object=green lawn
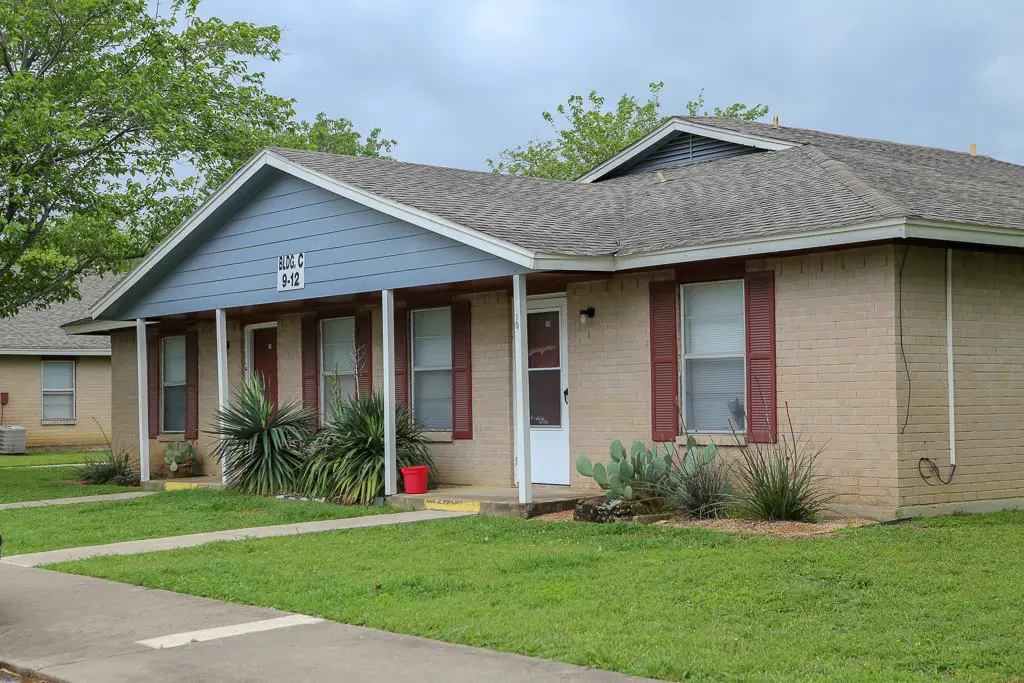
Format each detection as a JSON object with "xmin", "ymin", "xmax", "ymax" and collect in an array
[
  {"xmin": 0, "ymin": 488, "xmax": 400, "ymax": 555},
  {"xmin": 0, "ymin": 465, "xmax": 134, "ymax": 503},
  {"xmin": 54, "ymin": 512, "xmax": 1024, "ymax": 682},
  {"xmin": 0, "ymin": 452, "xmax": 97, "ymax": 467}
]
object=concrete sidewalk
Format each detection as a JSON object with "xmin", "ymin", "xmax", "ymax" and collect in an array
[
  {"xmin": 0, "ymin": 564, "xmax": 653, "ymax": 682},
  {"xmin": 0, "ymin": 492, "xmax": 154, "ymax": 511},
  {"xmin": 2, "ymin": 510, "xmax": 470, "ymax": 567}
]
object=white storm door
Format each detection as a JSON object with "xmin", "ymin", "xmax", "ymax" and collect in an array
[{"xmin": 526, "ymin": 295, "xmax": 570, "ymax": 485}]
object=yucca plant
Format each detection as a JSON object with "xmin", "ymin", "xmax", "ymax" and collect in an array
[
  {"xmin": 210, "ymin": 375, "xmax": 313, "ymax": 495},
  {"xmin": 80, "ymin": 445, "xmax": 140, "ymax": 486},
  {"xmin": 300, "ymin": 391, "xmax": 433, "ymax": 504},
  {"xmin": 733, "ymin": 403, "xmax": 834, "ymax": 521}
]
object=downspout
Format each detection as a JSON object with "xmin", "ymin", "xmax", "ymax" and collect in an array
[{"xmin": 946, "ymin": 248, "xmax": 956, "ymax": 467}]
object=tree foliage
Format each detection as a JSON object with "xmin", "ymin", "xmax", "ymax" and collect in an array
[
  {"xmin": 487, "ymin": 82, "xmax": 770, "ymax": 181},
  {"xmin": 0, "ymin": 0, "xmax": 394, "ymax": 317}
]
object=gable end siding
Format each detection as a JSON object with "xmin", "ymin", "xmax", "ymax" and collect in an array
[
  {"xmin": 606, "ymin": 132, "xmax": 759, "ymax": 178},
  {"xmin": 117, "ymin": 174, "xmax": 531, "ymax": 319}
]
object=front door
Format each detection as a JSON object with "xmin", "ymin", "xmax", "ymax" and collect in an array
[
  {"xmin": 250, "ymin": 327, "xmax": 279, "ymax": 407},
  {"xmin": 526, "ymin": 296, "xmax": 570, "ymax": 485}
]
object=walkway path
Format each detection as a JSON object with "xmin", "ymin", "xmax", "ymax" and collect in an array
[
  {"xmin": 0, "ymin": 491, "xmax": 154, "ymax": 511},
  {"xmin": 1, "ymin": 509, "xmax": 470, "ymax": 566},
  {"xmin": 0, "ymin": 564, "xmax": 650, "ymax": 682}
]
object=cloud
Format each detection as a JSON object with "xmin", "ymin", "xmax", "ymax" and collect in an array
[{"xmin": 203, "ymin": 0, "xmax": 1024, "ymax": 168}]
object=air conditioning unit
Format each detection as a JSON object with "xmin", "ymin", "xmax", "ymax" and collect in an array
[{"xmin": 0, "ymin": 426, "xmax": 27, "ymax": 454}]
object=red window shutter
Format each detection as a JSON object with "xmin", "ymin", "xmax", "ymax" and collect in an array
[
  {"xmin": 745, "ymin": 271, "xmax": 777, "ymax": 442},
  {"xmin": 649, "ymin": 281, "xmax": 679, "ymax": 442},
  {"xmin": 394, "ymin": 308, "xmax": 410, "ymax": 412},
  {"xmin": 184, "ymin": 329, "xmax": 199, "ymax": 440},
  {"xmin": 300, "ymin": 316, "xmax": 319, "ymax": 419},
  {"xmin": 147, "ymin": 335, "xmax": 160, "ymax": 438},
  {"xmin": 355, "ymin": 312, "xmax": 373, "ymax": 396},
  {"xmin": 450, "ymin": 301, "xmax": 473, "ymax": 439}
]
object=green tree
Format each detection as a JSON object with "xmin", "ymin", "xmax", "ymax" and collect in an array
[
  {"xmin": 487, "ymin": 82, "xmax": 769, "ymax": 181},
  {"xmin": 0, "ymin": 0, "xmax": 395, "ymax": 318}
]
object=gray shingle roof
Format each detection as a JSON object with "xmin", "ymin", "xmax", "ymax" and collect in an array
[
  {"xmin": 0, "ymin": 276, "xmax": 119, "ymax": 352},
  {"xmin": 269, "ymin": 118, "xmax": 1024, "ymax": 258}
]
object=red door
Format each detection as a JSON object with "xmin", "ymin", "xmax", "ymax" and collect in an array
[{"xmin": 251, "ymin": 327, "xmax": 278, "ymax": 407}]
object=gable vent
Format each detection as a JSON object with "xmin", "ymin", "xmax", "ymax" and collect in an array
[{"xmin": 606, "ymin": 132, "xmax": 759, "ymax": 178}]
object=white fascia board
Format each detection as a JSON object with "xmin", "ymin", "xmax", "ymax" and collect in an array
[
  {"xmin": 90, "ymin": 151, "xmax": 272, "ymax": 320},
  {"xmin": 532, "ymin": 253, "xmax": 615, "ymax": 271},
  {"xmin": 264, "ymin": 152, "xmax": 539, "ymax": 270},
  {"xmin": 613, "ymin": 219, "xmax": 909, "ymax": 270},
  {"xmin": 63, "ymin": 319, "xmax": 143, "ymax": 335},
  {"xmin": 0, "ymin": 348, "xmax": 111, "ymax": 356},
  {"xmin": 905, "ymin": 218, "xmax": 1024, "ymax": 248},
  {"xmin": 577, "ymin": 117, "xmax": 797, "ymax": 184}
]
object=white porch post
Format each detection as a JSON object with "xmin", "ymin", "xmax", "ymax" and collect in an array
[
  {"xmin": 382, "ymin": 289, "xmax": 398, "ymax": 497},
  {"xmin": 215, "ymin": 308, "xmax": 229, "ymax": 484},
  {"xmin": 135, "ymin": 318, "xmax": 150, "ymax": 482},
  {"xmin": 512, "ymin": 274, "xmax": 532, "ymax": 504}
]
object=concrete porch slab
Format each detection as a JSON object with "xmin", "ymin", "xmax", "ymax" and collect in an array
[
  {"xmin": 389, "ymin": 485, "xmax": 592, "ymax": 518},
  {"xmin": 141, "ymin": 475, "xmax": 224, "ymax": 491}
]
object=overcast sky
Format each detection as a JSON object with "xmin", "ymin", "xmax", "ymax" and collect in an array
[{"xmin": 205, "ymin": 0, "xmax": 1024, "ymax": 170}]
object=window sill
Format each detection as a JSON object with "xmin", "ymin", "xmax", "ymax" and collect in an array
[
  {"xmin": 156, "ymin": 433, "xmax": 187, "ymax": 443},
  {"xmin": 422, "ymin": 431, "xmax": 453, "ymax": 444},
  {"xmin": 40, "ymin": 419, "xmax": 76, "ymax": 426},
  {"xmin": 676, "ymin": 433, "xmax": 746, "ymax": 448}
]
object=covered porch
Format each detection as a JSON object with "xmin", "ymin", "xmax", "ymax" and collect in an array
[{"xmin": 121, "ymin": 269, "xmax": 596, "ymax": 504}]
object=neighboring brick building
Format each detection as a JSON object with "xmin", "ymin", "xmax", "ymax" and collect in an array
[
  {"xmin": 71, "ymin": 117, "xmax": 1024, "ymax": 519},
  {"xmin": 0, "ymin": 276, "xmax": 118, "ymax": 449}
]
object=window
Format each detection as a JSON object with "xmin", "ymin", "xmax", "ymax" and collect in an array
[
  {"xmin": 320, "ymin": 317, "xmax": 357, "ymax": 421},
  {"xmin": 41, "ymin": 360, "xmax": 75, "ymax": 421},
  {"xmin": 410, "ymin": 307, "xmax": 452, "ymax": 430},
  {"xmin": 161, "ymin": 335, "xmax": 186, "ymax": 433},
  {"xmin": 681, "ymin": 280, "xmax": 746, "ymax": 432}
]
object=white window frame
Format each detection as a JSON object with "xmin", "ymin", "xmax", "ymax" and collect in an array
[
  {"xmin": 679, "ymin": 279, "xmax": 747, "ymax": 434},
  {"xmin": 318, "ymin": 316, "xmax": 357, "ymax": 423},
  {"xmin": 40, "ymin": 360, "xmax": 76, "ymax": 422},
  {"xmin": 160, "ymin": 335, "xmax": 187, "ymax": 434},
  {"xmin": 410, "ymin": 306, "xmax": 453, "ymax": 431}
]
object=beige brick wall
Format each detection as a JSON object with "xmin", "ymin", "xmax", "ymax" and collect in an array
[
  {"xmin": 897, "ymin": 247, "xmax": 1024, "ymax": 509},
  {"xmin": 110, "ymin": 329, "xmax": 141, "ymax": 461},
  {"xmin": 762, "ymin": 246, "xmax": 901, "ymax": 508},
  {"xmin": 566, "ymin": 271, "xmax": 675, "ymax": 488},
  {"xmin": 277, "ymin": 314, "xmax": 303, "ymax": 407},
  {"xmin": 0, "ymin": 354, "xmax": 111, "ymax": 448}
]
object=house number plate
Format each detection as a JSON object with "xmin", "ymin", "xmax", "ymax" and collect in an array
[{"xmin": 277, "ymin": 252, "xmax": 305, "ymax": 292}]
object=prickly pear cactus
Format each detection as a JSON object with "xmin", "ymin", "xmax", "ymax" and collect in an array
[{"xmin": 576, "ymin": 439, "xmax": 675, "ymax": 503}]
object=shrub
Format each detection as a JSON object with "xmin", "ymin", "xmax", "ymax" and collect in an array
[
  {"xmin": 733, "ymin": 405, "xmax": 833, "ymax": 521},
  {"xmin": 299, "ymin": 391, "xmax": 433, "ymax": 504},
  {"xmin": 657, "ymin": 437, "xmax": 733, "ymax": 519},
  {"xmin": 210, "ymin": 375, "xmax": 313, "ymax": 495},
  {"xmin": 80, "ymin": 445, "xmax": 140, "ymax": 486},
  {"xmin": 576, "ymin": 439, "xmax": 673, "ymax": 510}
]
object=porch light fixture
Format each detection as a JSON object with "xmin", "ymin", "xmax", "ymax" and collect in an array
[{"xmin": 579, "ymin": 306, "xmax": 596, "ymax": 324}]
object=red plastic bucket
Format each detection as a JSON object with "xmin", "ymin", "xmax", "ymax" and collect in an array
[{"xmin": 400, "ymin": 465, "xmax": 430, "ymax": 494}]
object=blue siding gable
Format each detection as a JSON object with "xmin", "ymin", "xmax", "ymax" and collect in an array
[
  {"xmin": 114, "ymin": 172, "xmax": 530, "ymax": 319},
  {"xmin": 604, "ymin": 132, "xmax": 759, "ymax": 178}
]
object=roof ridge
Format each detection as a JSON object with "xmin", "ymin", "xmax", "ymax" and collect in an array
[
  {"xmin": 796, "ymin": 145, "xmax": 910, "ymax": 218},
  {"xmin": 678, "ymin": 116, "xmax": 1024, "ymax": 166},
  {"xmin": 265, "ymin": 147, "xmax": 590, "ymax": 188}
]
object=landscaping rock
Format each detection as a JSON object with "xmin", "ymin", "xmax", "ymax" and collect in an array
[{"xmin": 573, "ymin": 496, "xmax": 633, "ymax": 523}]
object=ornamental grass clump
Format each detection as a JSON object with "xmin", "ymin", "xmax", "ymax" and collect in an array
[
  {"xmin": 656, "ymin": 436, "xmax": 733, "ymax": 519},
  {"xmin": 80, "ymin": 445, "xmax": 140, "ymax": 486},
  {"xmin": 299, "ymin": 391, "xmax": 433, "ymax": 504},
  {"xmin": 210, "ymin": 375, "xmax": 313, "ymax": 495},
  {"xmin": 733, "ymin": 404, "xmax": 833, "ymax": 521}
]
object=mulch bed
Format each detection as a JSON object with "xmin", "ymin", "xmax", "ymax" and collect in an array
[{"xmin": 531, "ymin": 509, "xmax": 876, "ymax": 538}]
